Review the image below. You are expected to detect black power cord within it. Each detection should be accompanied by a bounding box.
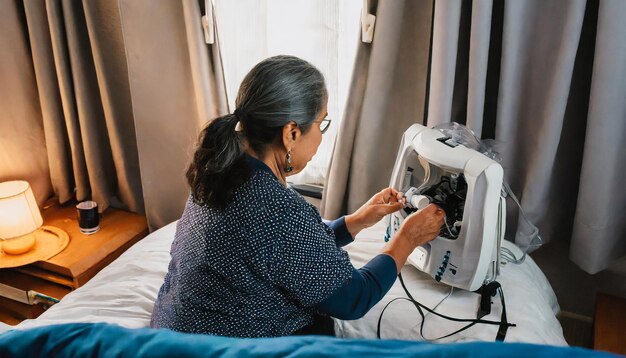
[377,272,515,341]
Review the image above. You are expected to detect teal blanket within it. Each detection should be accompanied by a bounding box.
[0,323,616,357]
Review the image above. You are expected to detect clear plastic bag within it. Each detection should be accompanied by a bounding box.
[432,122,542,259]
[433,122,502,162]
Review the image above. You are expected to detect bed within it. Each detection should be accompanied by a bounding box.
[1,218,566,346]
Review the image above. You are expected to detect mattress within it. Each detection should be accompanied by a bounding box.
[3,219,566,345]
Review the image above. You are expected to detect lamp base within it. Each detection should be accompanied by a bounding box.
[0,226,69,268]
[1,232,36,255]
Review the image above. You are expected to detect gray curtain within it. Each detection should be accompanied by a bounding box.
[119,0,228,230]
[28,0,142,212]
[323,0,626,274]
[0,0,227,230]
[570,0,626,273]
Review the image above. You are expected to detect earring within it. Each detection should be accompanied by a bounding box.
[285,150,293,173]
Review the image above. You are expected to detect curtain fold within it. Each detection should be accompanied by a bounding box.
[59,0,118,211]
[0,1,52,204]
[465,0,492,136]
[83,0,144,213]
[323,0,625,273]
[570,0,626,273]
[427,0,462,128]
[22,0,72,203]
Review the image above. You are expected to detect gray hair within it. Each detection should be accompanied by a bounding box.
[186,55,327,208]
[235,55,327,155]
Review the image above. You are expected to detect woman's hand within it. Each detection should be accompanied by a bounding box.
[345,187,406,237]
[382,204,446,273]
[397,204,445,248]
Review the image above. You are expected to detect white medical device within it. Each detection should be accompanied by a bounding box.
[385,123,521,292]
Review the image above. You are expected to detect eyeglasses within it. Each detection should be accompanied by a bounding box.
[319,118,331,134]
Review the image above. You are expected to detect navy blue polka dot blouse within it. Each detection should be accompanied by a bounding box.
[151,155,397,337]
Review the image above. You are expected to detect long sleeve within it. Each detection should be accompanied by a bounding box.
[314,254,397,320]
[323,216,353,247]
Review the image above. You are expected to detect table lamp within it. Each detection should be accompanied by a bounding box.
[0,181,42,255]
[0,181,69,268]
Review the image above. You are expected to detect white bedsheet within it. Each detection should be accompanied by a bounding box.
[336,221,566,345]
[4,220,566,345]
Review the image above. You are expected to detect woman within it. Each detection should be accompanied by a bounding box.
[151,55,445,337]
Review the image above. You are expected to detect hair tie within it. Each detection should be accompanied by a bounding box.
[233,109,244,132]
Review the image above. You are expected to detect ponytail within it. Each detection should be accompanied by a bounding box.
[186,114,251,209]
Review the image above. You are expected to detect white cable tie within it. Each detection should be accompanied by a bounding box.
[361,0,376,43]
[202,0,215,44]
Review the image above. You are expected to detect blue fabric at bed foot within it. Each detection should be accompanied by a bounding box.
[0,323,618,358]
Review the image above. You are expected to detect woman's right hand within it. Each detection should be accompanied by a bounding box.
[397,204,446,248]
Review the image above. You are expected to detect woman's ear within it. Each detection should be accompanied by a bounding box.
[282,121,301,149]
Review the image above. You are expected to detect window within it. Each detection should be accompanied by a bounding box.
[215,0,361,185]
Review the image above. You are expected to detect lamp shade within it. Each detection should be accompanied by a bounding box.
[0,181,43,239]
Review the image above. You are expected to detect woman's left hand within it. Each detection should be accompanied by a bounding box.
[345,187,406,237]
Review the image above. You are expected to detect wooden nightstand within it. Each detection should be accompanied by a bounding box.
[0,201,148,325]
[594,293,626,355]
